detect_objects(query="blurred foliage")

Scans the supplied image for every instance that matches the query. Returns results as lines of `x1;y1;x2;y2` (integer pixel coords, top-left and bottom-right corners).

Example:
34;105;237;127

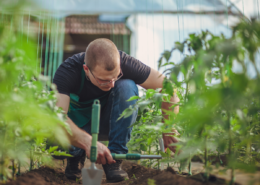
0;11;70;181
121;89;169;168
121;18;260;182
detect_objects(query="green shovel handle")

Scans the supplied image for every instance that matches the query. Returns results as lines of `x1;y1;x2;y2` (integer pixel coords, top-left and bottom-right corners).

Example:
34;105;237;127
111;153;141;160
90;100;100;163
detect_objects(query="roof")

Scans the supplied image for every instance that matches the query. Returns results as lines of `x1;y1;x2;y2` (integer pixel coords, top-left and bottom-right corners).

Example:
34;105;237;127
2;0;242;19
65;15;131;35
4;14;131;35
13;0;241;17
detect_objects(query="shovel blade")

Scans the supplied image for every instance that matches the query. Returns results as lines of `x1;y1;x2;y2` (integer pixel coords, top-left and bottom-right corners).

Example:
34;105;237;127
82;167;103;185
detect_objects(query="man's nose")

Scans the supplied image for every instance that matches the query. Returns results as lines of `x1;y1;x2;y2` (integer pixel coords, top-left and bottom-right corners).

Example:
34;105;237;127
108;81;115;88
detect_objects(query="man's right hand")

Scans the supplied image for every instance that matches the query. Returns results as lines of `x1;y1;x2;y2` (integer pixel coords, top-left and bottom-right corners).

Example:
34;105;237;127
68;122;116;165
56;93;116;165
66;117;116;165
90;141;116;165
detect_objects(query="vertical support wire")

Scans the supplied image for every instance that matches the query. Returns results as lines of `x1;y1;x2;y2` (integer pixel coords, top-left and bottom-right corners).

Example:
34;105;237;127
242;0;244;16
52;14;60;79
48;14;55;81
21;13;24;46
161;0;165;52
152;0;156;70
226;0;228;28
36;12;42;74
182;0;184;42
177;0;181;60
134;14;138;58
161;0;166;73
257;0;260;18
214;1;216;34
146;0;149;67
112;21;115;45
58;17;65;67
177;0;180;42
27;9;30;43
123;24;128;54
40;12;45;75
200;0;202;30
10;15;13;31
44;14;51;79
1;11;3;24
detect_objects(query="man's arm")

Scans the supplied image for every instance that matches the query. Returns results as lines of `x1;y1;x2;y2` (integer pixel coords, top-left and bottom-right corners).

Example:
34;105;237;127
139;68;180;152
56;93;115;164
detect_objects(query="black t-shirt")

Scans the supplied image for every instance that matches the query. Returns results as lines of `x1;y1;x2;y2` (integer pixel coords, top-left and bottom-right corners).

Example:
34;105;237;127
53;51;151;102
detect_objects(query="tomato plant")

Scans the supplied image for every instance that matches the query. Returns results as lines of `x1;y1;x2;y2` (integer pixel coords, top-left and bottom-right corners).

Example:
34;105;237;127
159;18;260;184
0;13;70;181
122;18;260;185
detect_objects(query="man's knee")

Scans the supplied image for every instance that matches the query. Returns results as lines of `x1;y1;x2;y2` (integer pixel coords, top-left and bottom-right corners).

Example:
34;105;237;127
114;79;138;100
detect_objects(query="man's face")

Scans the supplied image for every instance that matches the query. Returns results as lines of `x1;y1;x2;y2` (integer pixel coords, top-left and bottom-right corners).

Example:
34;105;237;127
84;64;121;92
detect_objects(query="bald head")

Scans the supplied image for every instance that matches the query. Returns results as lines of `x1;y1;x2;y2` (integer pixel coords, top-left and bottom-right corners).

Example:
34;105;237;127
85;38;120;71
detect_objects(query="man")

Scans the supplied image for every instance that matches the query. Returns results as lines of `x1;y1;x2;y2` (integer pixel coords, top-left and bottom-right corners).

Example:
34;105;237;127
53;38;179;182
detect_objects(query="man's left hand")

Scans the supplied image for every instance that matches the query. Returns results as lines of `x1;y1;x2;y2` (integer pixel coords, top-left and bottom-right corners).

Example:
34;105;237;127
162;129;180;153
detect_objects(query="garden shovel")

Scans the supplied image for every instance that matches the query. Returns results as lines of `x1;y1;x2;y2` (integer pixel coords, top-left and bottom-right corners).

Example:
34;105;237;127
158;138;165;170
82;100;103;185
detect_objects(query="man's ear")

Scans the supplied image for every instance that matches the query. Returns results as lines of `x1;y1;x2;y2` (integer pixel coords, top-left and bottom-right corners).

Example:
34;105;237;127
83;64;89;71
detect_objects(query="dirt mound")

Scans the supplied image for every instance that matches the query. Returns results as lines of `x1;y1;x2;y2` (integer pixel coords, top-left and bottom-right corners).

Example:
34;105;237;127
4;166;79;185
2;161;233;185
121;162;207;185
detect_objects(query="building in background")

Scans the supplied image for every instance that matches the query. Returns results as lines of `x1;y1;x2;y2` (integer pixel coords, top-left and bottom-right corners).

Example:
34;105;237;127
63;15;131;60
23;14;131;80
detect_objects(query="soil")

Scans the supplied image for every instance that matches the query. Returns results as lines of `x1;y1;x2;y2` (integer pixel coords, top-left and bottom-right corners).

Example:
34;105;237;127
2;159;239;185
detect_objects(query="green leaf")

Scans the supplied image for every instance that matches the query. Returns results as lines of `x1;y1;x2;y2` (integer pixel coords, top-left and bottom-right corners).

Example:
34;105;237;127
48;146;59;153
158;56;163;69
152;93;163;108
163;79;173;96
53;151;72;157
140;143;148;151
175;41;184;53
117;107;135;121
159;151;168;157
146;89;156;99
147;138;153;146
163;50;172;62
138;100;152;112
127;96;140;102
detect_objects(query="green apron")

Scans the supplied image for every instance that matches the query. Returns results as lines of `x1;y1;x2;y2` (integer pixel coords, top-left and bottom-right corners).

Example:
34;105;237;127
67;69;110;128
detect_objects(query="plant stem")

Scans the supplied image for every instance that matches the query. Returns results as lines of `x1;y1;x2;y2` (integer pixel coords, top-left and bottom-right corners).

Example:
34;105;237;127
227;112;235;185
217;150;223;165
204;136;209;181
17;161;20;176
0;156;3;181
149;145;151;167
157;145;160;170
29;150;33;171
252;61;260;79
188;154;192;175
12;160;15;178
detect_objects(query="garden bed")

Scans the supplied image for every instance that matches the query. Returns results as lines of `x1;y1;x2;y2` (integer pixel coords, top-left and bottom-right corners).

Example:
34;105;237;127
2;159;241;185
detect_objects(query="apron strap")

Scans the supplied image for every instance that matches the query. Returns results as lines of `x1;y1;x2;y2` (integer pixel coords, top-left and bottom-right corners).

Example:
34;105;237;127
76;68;86;95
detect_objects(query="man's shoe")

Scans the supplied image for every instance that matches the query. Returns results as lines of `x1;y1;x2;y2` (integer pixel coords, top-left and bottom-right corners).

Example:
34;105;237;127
65;153;86;180
102;160;128;183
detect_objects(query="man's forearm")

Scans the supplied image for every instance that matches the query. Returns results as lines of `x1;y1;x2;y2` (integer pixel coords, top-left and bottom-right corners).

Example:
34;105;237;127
161;94;180;120
65;117;91;151
161;94;180;152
